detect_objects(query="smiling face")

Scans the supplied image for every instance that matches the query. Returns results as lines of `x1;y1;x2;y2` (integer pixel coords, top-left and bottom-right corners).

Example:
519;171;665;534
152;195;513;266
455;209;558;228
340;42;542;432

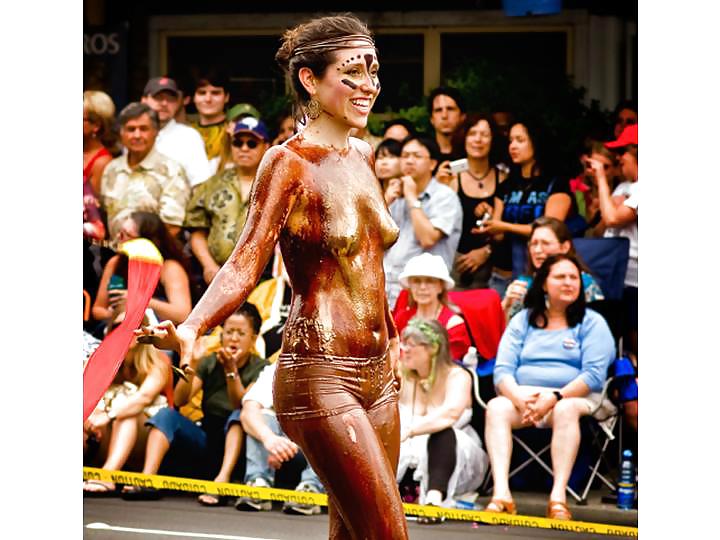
193;84;229;119
508;123;535;166
310;45;380;129
544;259;581;307
465;119;492;159
528;226;571;270
221;313;256;360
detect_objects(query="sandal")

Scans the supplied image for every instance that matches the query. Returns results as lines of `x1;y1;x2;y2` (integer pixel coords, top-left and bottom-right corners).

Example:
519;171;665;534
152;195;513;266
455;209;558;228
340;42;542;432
546;500;572;520
197;493;230;507
484;498;517;515
121;485;161;501
83;480;118;498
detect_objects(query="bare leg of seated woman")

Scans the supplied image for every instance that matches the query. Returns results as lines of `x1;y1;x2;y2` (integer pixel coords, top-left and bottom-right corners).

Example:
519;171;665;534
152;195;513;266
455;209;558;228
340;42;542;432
198;424;243;506
484;396;525;513
84;414;147;493
546;398;587;509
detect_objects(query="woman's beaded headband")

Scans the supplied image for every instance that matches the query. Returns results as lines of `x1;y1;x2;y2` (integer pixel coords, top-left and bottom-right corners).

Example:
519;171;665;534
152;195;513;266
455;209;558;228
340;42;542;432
291;34;375;57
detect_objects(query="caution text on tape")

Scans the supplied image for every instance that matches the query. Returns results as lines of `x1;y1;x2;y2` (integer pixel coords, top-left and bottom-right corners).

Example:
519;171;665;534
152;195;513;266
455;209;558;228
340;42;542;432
83;467;637;537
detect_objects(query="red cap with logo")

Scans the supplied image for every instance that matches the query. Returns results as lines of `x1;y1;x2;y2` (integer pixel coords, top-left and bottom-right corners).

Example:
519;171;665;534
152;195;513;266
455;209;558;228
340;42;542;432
605;124;638;149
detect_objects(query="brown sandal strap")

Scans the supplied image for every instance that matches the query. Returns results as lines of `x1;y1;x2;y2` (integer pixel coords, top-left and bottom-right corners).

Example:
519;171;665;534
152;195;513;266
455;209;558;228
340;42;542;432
547;500;572;519
485;498;517;514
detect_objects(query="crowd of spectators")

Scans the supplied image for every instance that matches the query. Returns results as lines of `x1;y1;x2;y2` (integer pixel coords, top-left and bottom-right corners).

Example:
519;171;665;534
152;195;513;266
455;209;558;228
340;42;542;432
83;73;638;521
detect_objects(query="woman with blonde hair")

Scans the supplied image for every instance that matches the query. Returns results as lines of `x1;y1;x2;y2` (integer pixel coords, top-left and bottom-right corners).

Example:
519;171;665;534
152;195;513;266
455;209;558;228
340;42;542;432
83;312;172;496
396;319;487;522
83;90;117;194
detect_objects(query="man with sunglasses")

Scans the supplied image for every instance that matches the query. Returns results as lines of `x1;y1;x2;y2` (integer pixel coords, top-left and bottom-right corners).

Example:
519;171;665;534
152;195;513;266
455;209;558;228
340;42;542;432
185;117;271;287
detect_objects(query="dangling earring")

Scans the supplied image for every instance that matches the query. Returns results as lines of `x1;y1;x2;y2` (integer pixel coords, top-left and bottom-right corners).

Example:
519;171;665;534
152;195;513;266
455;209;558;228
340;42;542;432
304;97;321;120
544;294;550;310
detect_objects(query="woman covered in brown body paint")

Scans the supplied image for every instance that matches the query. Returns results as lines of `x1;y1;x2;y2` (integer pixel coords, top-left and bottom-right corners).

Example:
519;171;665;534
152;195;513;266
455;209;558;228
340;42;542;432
136;13;409;540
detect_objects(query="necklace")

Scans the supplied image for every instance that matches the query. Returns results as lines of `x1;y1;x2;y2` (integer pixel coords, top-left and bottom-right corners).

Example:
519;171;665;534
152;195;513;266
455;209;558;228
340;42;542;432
467;166;492;188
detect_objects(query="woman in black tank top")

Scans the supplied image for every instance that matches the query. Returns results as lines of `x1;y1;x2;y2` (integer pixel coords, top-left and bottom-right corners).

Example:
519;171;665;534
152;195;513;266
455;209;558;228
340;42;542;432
446;114;507;289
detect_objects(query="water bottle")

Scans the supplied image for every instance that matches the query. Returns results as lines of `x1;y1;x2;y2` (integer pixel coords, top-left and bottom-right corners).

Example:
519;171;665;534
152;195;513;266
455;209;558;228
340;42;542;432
616;449;636;510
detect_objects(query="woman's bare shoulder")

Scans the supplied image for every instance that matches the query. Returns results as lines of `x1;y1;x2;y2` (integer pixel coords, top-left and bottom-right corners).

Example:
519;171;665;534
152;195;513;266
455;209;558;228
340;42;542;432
350;137;373;160
448;364;472;385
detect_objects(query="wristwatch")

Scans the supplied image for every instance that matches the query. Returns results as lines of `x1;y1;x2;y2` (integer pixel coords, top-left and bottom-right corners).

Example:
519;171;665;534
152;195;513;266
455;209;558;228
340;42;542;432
225;371;238;380
410;199;422;210
553;390;564;402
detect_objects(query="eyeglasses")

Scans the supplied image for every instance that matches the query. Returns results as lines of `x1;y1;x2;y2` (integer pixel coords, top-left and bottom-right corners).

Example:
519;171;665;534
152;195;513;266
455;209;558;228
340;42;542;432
400;341;424;351
528;239;560;249
400;152;430;160
232;138;260;149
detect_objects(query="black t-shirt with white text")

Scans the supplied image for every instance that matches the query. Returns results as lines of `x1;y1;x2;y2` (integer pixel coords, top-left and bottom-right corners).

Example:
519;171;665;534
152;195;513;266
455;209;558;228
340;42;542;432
494;172;570;272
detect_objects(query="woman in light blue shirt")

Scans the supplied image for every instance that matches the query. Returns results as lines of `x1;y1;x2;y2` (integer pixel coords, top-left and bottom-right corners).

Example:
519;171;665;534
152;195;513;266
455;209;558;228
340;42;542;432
484;253;614;521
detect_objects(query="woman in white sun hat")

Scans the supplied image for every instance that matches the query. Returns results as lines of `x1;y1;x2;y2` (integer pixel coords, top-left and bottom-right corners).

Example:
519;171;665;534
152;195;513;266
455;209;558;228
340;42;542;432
394;252;471;362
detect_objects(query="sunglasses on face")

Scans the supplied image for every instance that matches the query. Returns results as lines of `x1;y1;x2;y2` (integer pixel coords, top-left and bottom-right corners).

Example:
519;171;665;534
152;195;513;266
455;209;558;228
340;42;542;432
232;138;260;149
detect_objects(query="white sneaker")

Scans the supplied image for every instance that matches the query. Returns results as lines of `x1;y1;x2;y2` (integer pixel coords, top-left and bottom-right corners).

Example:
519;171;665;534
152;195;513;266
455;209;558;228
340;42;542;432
235;478;272;512
282;483;322;516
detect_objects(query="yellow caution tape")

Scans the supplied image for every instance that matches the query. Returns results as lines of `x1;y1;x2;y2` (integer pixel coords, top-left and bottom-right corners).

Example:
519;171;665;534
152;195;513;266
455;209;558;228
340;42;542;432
83;467;637;537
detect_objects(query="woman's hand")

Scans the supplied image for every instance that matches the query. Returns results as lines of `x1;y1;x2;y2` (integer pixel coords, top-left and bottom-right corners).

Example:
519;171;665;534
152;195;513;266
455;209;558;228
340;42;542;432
474;201;494;219
456;247;491;274
435;161;453;185
135;321;199;370
471;219;504;236
217;346;243;374
84;410;111;437
502;280;528;308
384;178;402;206
107;289;128;315
522;392;558;425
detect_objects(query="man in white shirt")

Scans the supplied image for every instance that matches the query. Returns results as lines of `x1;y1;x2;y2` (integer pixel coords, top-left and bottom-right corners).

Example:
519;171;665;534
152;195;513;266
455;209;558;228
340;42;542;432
234;363;325;515
383;136;463;309
141;77;212;187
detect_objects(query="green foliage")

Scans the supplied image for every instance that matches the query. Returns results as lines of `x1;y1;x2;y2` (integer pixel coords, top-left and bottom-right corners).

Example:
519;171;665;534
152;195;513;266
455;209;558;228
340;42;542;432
442;59;613;176
257;93;293;132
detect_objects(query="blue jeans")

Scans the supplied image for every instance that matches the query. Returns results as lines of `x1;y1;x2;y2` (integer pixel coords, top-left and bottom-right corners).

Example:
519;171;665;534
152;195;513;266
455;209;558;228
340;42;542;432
488;271;511;299
146;408;242;478
245;409;323;491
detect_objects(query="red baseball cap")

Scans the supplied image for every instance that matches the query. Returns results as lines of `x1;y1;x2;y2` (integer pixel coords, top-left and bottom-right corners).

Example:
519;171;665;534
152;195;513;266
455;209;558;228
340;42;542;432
605;124;638;149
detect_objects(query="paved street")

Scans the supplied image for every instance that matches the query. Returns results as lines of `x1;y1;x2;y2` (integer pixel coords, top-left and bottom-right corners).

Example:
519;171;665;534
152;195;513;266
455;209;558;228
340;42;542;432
84;495;634;539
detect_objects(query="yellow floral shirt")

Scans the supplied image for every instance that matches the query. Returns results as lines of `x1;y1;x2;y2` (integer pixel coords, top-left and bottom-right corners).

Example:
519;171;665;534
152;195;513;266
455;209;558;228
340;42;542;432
100;148;191;240
184;167;251;265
